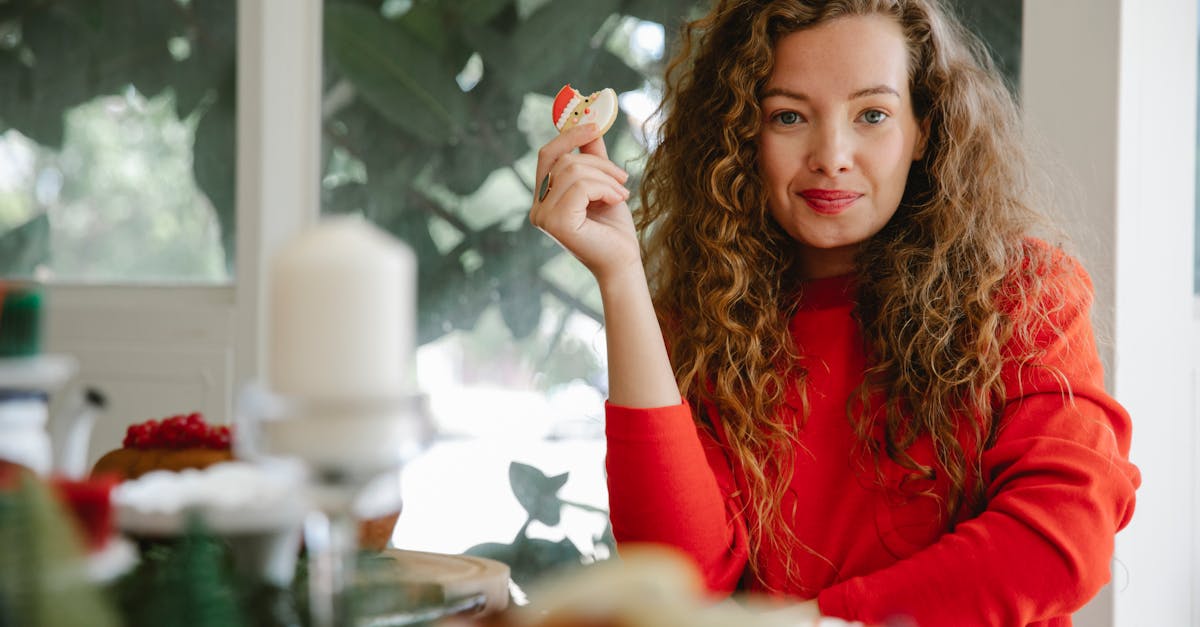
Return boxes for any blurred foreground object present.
[450,544,864,627]
[0,466,122,627]
[260,215,424,627]
[269,215,416,404]
[0,281,43,357]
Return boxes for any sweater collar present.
[792,272,857,311]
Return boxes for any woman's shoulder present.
[1006,237,1093,302]
[997,237,1095,345]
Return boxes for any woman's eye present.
[860,109,888,124]
[774,111,801,125]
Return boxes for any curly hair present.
[637,0,1076,591]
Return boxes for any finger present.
[579,129,609,161]
[535,123,606,183]
[538,174,629,216]
[534,157,628,212]
[554,153,629,185]
[554,183,629,245]
[532,178,629,235]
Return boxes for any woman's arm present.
[817,261,1140,626]
[531,125,751,588]
[528,123,679,408]
[605,400,751,593]
[596,268,680,407]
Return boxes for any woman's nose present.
[806,125,853,176]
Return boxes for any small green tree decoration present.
[115,518,247,627]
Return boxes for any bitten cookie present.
[552,85,619,135]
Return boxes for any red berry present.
[133,429,155,449]
[123,424,139,448]
[206,425,232,450]
[121,413,213,449]
[183,421,206,445]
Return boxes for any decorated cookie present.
[552,85,619,135]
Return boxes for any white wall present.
[1022,1,1197,625]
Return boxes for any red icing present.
[552,84,579,127]
[52,475,118,550]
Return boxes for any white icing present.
[113,462,298,515]
[112,461,307,534]
[574,88,619,133]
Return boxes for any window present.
[0,0,235,283]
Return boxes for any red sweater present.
[605,263,1140,626]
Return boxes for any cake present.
[91,413,233,481]
[93,412,399,551]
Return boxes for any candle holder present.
[237,387,430,627]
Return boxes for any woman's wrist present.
[595,260,649,299]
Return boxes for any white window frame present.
[233,0,323,389]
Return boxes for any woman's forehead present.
[765,14,912,98]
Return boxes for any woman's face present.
[758,14,927,279]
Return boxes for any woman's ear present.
[913,116,932,160]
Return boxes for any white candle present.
[268,216,416,402]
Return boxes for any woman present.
[528,1,1139,625]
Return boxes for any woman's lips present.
[799,189,862,215]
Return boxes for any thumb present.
[577,124,610,160]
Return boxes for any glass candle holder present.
[237,389,430,627]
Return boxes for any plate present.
[374,549,510,615]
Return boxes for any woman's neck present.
[796,243,858,279]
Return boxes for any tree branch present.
[536,276,602,324]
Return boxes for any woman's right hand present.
[533,124,681,409]
[529,123,641,283]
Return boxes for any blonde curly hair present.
[637,0,1075,591]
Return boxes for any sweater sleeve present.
[817,263,1141,626]
[605,400,750,593]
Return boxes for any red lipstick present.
[799,189,862,215]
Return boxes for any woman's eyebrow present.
[760,84,901,101]
[759,86,807,101]
[848,85,900,99]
